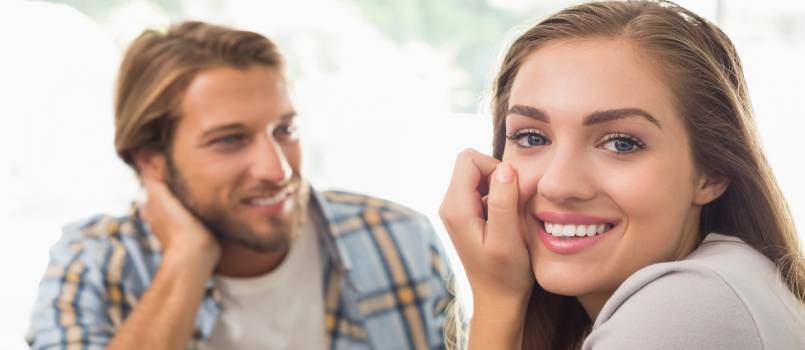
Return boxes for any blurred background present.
[1,0,803,348]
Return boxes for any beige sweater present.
[583,233,805,349]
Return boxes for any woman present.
[440,1,805,349]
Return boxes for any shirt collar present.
[309,185,353,273]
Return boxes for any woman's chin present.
[533,262,601,297]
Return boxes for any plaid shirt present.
[27,189,453,349]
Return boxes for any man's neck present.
[215,242,289,278]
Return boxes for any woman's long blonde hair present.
[447,1,804,349]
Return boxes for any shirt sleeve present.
[417,214,455,350]
[583,266,763,350]
[27,229,115,350]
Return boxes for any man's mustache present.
[239,173,302,198]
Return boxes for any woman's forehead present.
[508,38,676,125]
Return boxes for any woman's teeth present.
[544,222,613,237]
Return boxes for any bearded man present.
[27,21,452,350]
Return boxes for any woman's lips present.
[535,211,619,254]
[537,224,611,254]
[536,211,618,226]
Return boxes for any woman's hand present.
[440,148,534,304]
[439,149,534,349]
[140,178,221,272]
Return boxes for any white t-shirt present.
[200,217,326,350]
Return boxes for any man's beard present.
[164,155,308,253]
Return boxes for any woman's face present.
[502,38,723,317]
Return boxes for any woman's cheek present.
[603,158,689,215]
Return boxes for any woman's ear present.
[133,149,167,182]
[693,173,730,205]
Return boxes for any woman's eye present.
[600,135,645,154]
[507,129,550,148]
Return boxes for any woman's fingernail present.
[496,163,513,183]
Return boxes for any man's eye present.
[214,134,245,145]
[506,129,550,148]
[275,124,298,138]
[599,134,645,154]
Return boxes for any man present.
[27,21,452,350]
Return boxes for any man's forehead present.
[183,66,286,101]
[177,66,293,131]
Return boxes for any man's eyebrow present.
[279,111,297,121]
[200,111,297,139]
[201,123,246,139]
[508,105,549,122]
[584,108,662,129]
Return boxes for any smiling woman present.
[440,1,805,349]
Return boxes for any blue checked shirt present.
[27,189,453,349]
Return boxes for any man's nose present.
[250,135,292,184]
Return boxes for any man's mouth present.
[243,185,295,206]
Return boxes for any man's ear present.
[693,173,730,206]
[133,149,168,182]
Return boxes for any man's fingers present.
[141,178,183,231]
[143,178,170,201]
[143,178,185,214]
[485,162,522,247]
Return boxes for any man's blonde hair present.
[114,21,284,171]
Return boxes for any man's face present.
[165,65,306,253]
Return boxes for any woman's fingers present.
[446,149,499,195]
[442,149,499,219]
[440,149,499,249]
[481,162,534,298]
[485,163,525,256]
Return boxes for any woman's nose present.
[537,149,595,204]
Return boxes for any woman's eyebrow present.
[507,104,662,129]
[508,104,548,122]
[584,108,662,129]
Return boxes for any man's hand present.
[439,149,534,349]
[141,178,220,272]
[106,179,221,350]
